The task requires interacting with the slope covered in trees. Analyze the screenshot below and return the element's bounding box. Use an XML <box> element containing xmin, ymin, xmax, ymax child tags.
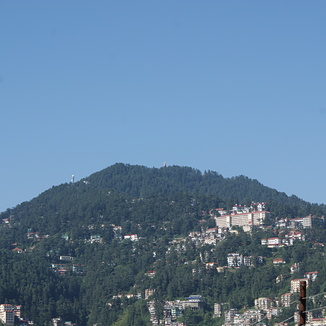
<box><xmin>0</xmin><ymin>163</ymin><xmax>325</xmax><ymax>325</ymax></box>
<box><xmin>2</xmin><ymin>163</ymin><xmax>325</xmax><ymax>234</ymax></box>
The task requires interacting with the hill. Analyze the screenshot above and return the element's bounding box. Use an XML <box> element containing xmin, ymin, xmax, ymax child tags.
<box><xmin>0</xmin><ymin>163</ymin><xmax>325</xmax><ymax>325</ymax></box>
<box><xmin>1</xmin><ymin>163</ymin><xmax>324</xmax><ymax>237</ymax></box>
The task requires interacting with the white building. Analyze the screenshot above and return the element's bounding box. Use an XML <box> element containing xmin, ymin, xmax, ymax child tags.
<box><xmin>124</xmin><ymin>234</ymin><xmax>138</xmax><ymax>241</ymax></box>
<box><xmin>214</xmin><ymin>303</ymin><xmax>222</xmax><ymax>317</ymax></box>
<box><xmin>227</xmin><ymin>253</ymin><xmax>243</xmax><ymax>267</ymax></box>
<box><xmin>254</xmin><ymin>297</ymin><xmax>273</xmax><ymax>310</ymax></box>
<box><xmin>291</xmin><ymin>279</ymin><xmax>308</xmax><ymax>293</ymax></box>
<box><xmin>215</xmin><ymin>211</ymin><xmax>270</xmax><ymax>229</ymax></box>
<box><xmin>304</xmin><ymin>271</ymin><xmax>318</xmax><ymax>282</ymax></box>
<box><xmin>280</xmin><ymin>293</ymin><xmax>293</xmax><ymax>307</ymax></box>
<box><xmin>227</xmin><ymin>253</ymin><xmax>252</xmax><ymax>267</ymax></box>
<box><xmin>0</xmin><ymin>304</ymin><xmax>15</xmax><ymax>326</ymax></box>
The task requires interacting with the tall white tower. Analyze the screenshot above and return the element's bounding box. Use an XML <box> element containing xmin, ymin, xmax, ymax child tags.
<box><xmin>71</xmin><ymin>174</ymin><xmax>75</xmax><ymax>183</ymax></box>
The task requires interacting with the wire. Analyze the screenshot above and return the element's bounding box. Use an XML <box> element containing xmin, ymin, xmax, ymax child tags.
<box><xmin>305</xmin><ymin>305</ymin><xmax>326</xmax><ymax>314</ymax></box>
<box><xmin>270</xmin><ymin>304</ymin><xmax>326</xmax><ymax>325</ymax></box>
<box><xmin>303</xmin><ymin>292</ymin><xmax>326</xmax><ymax>300</ymax></box>
<box><xmin>249</xmin><ymin>316</ymin><xmax>268</xmax><ymax>325</ymax></box>
<box><xmin>282</xmin><ymin>291</ymin><xmax>326</xmax><ymax>307</ymax></box>
<box><xmin>238</xmin><ymin>291</ymin><xmax>326</xmax><ymax>325</ymax></box>
<box><xmin>276</xmin><ymin>314</ymin><xmax>294</xmax><ymax>324</ymax></box>
<box><xmin>288</xmin><ymin>299</ymin><xmax>298</xmax><ymax>306</ymax></box>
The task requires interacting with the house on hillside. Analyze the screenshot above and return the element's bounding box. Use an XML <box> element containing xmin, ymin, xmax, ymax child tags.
<box><xmin>273</xmin><ymin>258</ymin><xmax>286</xmax><ymax>265</ymax></box>
<box><xmin>304</xmin><ymin>271</ymin><xmax>318</xmax><ymax>282</ymax></box>
<box><xmin>12</xmin><ymin>247</ymin><xmax>23</xmax><ymax>254</ymax></box>
<box><xmin>291</xmin><ymin>279</ymin><xmax>308</xmax><ymax>293</ymax></box>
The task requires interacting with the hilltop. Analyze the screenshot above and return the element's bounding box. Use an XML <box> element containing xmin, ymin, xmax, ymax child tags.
<box><xmin>2</xmin><ymin>163</ymin><xmax>325</xmax><ymax>236</ymax></box>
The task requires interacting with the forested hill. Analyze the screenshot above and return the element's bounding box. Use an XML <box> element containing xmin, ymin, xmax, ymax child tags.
<box><xmin>2</xmin><ymin>163</ymin><xmax>325</xmax><ymax>234</ymax></box>
<box><xmin>1</xmin><ymin>163</ymin><xmax>326</xmax><ymax>325</ymax></box>
<box><xmin>84</xmin><ymin>163</ymin><xmax>300</xmax><ymax>203</ymax></box>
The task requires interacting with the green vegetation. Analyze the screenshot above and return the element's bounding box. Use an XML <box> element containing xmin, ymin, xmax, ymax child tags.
<box><xmin>0</xmin><ymin>163</ymin><xmax>325</xmax><ymax>325</ymax></box>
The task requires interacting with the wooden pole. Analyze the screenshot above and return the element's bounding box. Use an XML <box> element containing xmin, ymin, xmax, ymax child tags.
<box><xmin>299</xmin><ymin>280</ymin><xmax>306</xmax><ymax>325</ymax></box>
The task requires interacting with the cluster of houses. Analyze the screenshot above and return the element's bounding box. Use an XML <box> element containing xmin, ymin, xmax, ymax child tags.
<box><xmin>188</xmin><ymin>227</ymin><xmax>227</xmax><ymax>246</ymax></box>
<box><xmin>4</xmin><ymin>203</ymin><xmax>326</xmax><ymax>326</ymax></box>
<box><xmin>51</xmin><ymin>318</ymin><xmax>75</xmax><ymax>326</ymax></box>
<box><xmin>147</xmin><ymin>295</ymin><xmax>203</xmax><ymax>326</ymax></box>
<box><xmin>213</xmin><ymin>202</ymin><xmax>271</xmax><ymax>231</ymax></box>
<box><xmin>275</xmin><ymin>215</ymin><xmax>324</xmax><ymax>229</ymax></box>
<box><xmin>0</xmin><ymin>304</ymin><xmax>33</xmax><ymax>326</ymax></box>
<box><xmin>261</xmin><ymin>230</ymin><xmax>305</xmax><ymax>248</ymax></box>
<box><xmin>220</xmin><ymin>271</ymin><xmax>319</xmax><ymax>325</ymax></box>
<box><xmin>226</xmin><ymin>253</ymin><xmax>264</xmax><ymax>268</ymax></box>
<box><xmin>50</xmin><ymin>255</ymin><xmax>86</xmax><ymax>275</ymax></box>
<box><xmin>50</xmin><ymin>263</ymin><xmax>86</xmax><ymax>275</ymax></box>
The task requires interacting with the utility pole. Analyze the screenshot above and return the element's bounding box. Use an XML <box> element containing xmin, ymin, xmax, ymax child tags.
<box><xmin>299</xmin><ymin>280</ymin><xmax>307</xmax><ymax>325</ymax></box>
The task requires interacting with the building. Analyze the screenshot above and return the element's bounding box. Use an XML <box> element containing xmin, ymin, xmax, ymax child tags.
<box><xmin>266</xmin><ymin>237</ymin><xmax>282</xmax><ymax>248</ymax></box>
<box><xmin>266</xmin><ymin>307</ymin><xmax>280</xmax><ymax>319</ymax></box>
<box><xmin>227</xmin><ymin>253</ymin><xmax>252</xmax><ymax>267</ymax></box>
<box><xmin>0</xmin><ymin>304</ymin><xmax>15</xmax><ymax>326</ymax></box>
<box><xmin>290</xmin><ymin>263</ymin><xmax>299</xmax><ymax>274</ymax></box>
<box><xmin>273</xmin><ymin>258</ymin><xmax>286</xmax><ymax>265</ymax></box>
<box><xmin>291</xmin><ymin>279</ymin><xmax>308</xmax><ymax>293</ymax></box>
<box><xmin>303</xmin><ymin>215</ymin><xmax>324</xmax><ymax>228</ymax></box>
<box><xmin>124</xmin><ymin>234</ymin><xmax>138</xmax><ymax>241</ymax></box>
<box><xmin>254</xmin><ymin>297</ymin><xmax>273</xmax><ymax>310</ymax></box>
<box><xmin>59</xmin><ymin>255</ymin><xmax>74</xmax><ymax>262</ymax></box>
<box><xmin>145</xmin><ymin>270</ymin><xmax>156</xmax><ymax>278</ymax></box>
<box><xmin>144</xmin><ymin>289</ymin><xmax>155</xmax><ymax>300</ymax></box>
<box><xmin>89</xmin><ymin>235</ymin><xmax>102</xmax><ymax>243</ymax></box>
<box><xmin>180</xmin><ymin>295</ymin><xmax>203</xmax><ymax>311</ymax></box>
<box><xmin>280</xmin><ymin>293</ymin><xmax>294</xmax><ymax>307</ymax></box>
<box><xmin>214</xmin><ymin>303</ymin><xmax>222</xmax><ymax>317</ymax></box>
<box><xmin>304</xmin><ymin>271</ymin><xmax>318</xmax><ymax>282</ymax></box>
<box><xmin>205</xmin><ymin>262</ymin><xmax>218</xmax><ymax>269</ymax></box>
<box><xmin>215</xmin><ymin>210</ymin><xmax>271</xmax><ymax>229</ymax></box>
<box><xmin>227</xmin><ymin>253</ymin><xmax>243</xmax><ymax>267</ymax></box>
<box><xmin>72</xmin><ymin>264</ymin><xmax>86</xmax><ymax>274</ymax></box>
<box><xmin>225</xmin><ymin>308</ymin><xmax>238</xmax><ymax>322</ymax></box>
<box><xmin>12</xmin><ymin>247</ymin><xmax>23</xmax><ymax>254</ymax></box>
<box><xmin>214</xmin><ymin>203</ymin><xmax>271</xmax><ymax>229</ymax></box>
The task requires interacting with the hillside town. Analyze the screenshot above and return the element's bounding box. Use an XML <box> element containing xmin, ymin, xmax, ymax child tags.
<box><xmin>2</xmin><ymin>201</ymin><xmax>326</xmax><ymax>326</ymax></box>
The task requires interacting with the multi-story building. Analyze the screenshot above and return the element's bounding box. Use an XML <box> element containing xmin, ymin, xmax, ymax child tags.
<box><xmin>144</xmin><ymin>289</ymin><xmax>155</xmax><ymax>300</ymax></box>
<box><xmin>227</xmin><ymin>253</ymin><xmax>253</xmax><ymax>267</ymax></box>
<box><xmin>304</xmin><ymin>271</ymin><xmax>318</xmax><ymax>282</ymax></box>
<box><xmin>280</xmin><ymin>293</ymin><xmax>294</xmax><ymax>307</ymax></box>
<box><xmin>225</xmin><ymin>308</ymin><xmax>238</xmax><ymax>323</ymax></box>
<box><xmin>214</xmin><ymin>203</ymin><xmax>270</xmax><ymax>230</ymax></box>
<box><xmin>214</xmin><ymin>303</ymin><xmax>222</xmax><ymax>317</ymax></box>
<box><xmin>303</xmin><ymin>215</ymin><xmax>325</xmax><ymax>228</ymax></box>
<box><xmin>227</xmin><ymin>253</ymin><xmax>243</xmax><ymax>267</ymax></box>
<box><xmin>254</xmin><ymin>297</ymin><xmax>273</xmax><ymax>310</ymax></box>
<box><xmin>0</xmin><ymin>304</ymin><xmax>15</xmax><ymax>326</ymax></box>
<box><xmin>243</xmin><ymin>256</ymin><xmax>253</xmax><ymax>267</ymax></box>
<box><xmin>307</xmin><ymin>317</ymin><xmax>326</xmax><ymax>325</ymax></box>
<box><xmin>266</xmin><ymin>307</ymin><xmax>280</xmax><ymax>319</ymax></box>
<box><xmin>291</xmin><ymin>279</ymin><xmax>308</xmax><ymax>293</ymax></box>
<box><xmin>215</xmin><ymin>210</ymin><xmax>270</xmax><ymax>229</ymax></box>
<box><xmin>266</xmin><ymin>237</ymin><xmax>282</xmax><ymax>248</ymax></box>
<box><xmin>180</xmin><ymin>295</ymin><xmax>203</xmax><ymax>310</ymax></box>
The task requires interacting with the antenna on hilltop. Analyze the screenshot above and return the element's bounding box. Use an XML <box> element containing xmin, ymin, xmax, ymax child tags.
<box><xmin>71</xmin><ymin>174</ymin><xmax>75</xmax><ymax>184</ymax></box>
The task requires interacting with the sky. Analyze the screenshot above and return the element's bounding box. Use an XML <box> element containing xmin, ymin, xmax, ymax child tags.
<box><xmin>0</xmin><ymin>1</ymin><xmax>325</xmax><ymax>212</ymax></box>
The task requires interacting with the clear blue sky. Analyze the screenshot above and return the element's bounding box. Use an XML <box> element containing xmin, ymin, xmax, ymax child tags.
<box><xmin>1</xmin><ymin>1</ymin><xmax>325</xmax><ymax>212</ymax></box>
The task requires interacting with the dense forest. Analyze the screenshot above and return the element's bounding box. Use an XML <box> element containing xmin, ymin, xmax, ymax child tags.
<box><xmin>0</xmin><ymin>163</ymin><xmax>325</xmax><ymax>325</ymax></box>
